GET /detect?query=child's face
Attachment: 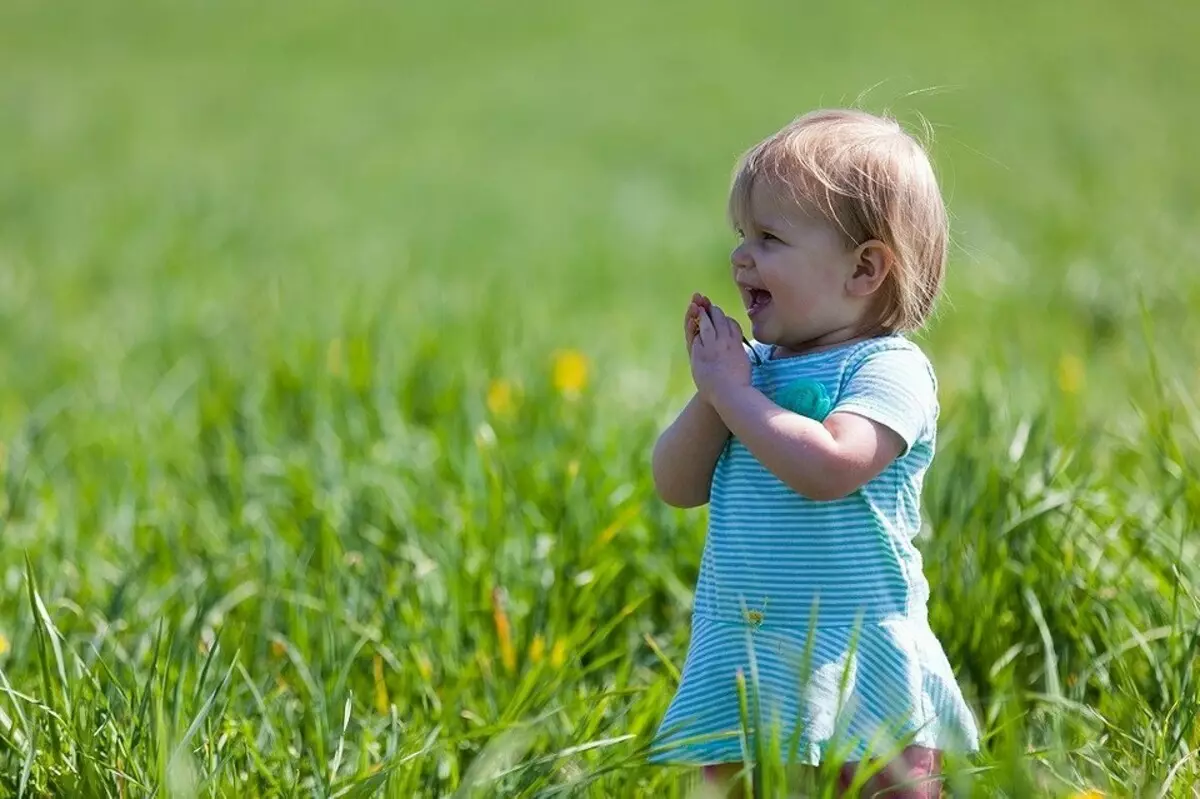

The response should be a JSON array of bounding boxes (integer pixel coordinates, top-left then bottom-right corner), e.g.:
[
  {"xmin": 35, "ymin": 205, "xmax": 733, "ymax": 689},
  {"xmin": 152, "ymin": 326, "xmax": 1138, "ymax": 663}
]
[{"xmin": 730, "ymin": 179, "xmax": 868, "ymax": 353}]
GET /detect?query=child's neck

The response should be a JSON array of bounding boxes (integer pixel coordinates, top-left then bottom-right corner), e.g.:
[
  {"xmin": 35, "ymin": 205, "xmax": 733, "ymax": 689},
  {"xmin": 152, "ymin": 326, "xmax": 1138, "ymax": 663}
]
[{"xmin": 771, "ymin": 320, "xmax": 888, "ymax": 359}]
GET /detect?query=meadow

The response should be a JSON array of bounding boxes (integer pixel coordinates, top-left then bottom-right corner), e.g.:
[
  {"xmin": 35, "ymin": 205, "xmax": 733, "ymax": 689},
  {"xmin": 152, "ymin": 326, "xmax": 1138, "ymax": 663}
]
[{"xmin": 1, "ymin": 0, "xmax": 1199, "ymax": 796}]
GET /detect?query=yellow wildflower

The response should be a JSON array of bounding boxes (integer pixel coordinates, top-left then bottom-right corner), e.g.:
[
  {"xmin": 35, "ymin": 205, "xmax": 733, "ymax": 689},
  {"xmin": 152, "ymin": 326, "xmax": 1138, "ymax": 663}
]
[
  {"xmin": 1057, "ymin": 353, "xmax": 1084, "ymax": 395},
  {"xmin": 491, "ymin": 588, "xmax": 516, "ymax": 673},
  {"xmin": 0, "ymin": 631, "xmax": 9, "ymax": 656},
  {"xmin": 552, "ymin": 349, "xmax": 589, "ymax": 397},
  {"xmin": 270, "ymin": 640, "xmax": 287, "ymax": 658},
  {"xmin": 486, "ymin": 379, "xmax": 517, "ymax": 417},
  {"xmin": 550, "ymin": 639, "xmax": 567, "ymax": 669},
  {"xmin": 529, "ymin": 635, "xmax": 546, "ymax": 665},
  {"xmin": 1068, "ymin": 791, "xmax": 1104, "ymax": 799}
]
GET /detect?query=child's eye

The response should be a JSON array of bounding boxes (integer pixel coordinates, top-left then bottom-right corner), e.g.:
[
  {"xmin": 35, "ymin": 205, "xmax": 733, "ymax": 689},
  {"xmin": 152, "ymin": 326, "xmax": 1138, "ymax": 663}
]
[{"xmin": 761, "ymin": 231, "xmax": 779, "ymax": 242}]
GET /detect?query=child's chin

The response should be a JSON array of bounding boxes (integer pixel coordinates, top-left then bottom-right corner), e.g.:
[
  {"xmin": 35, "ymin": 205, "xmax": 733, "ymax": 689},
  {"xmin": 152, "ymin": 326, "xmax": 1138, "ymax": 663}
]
[{"xmin": 750, "ymin": 322, "xmax": 775, "ymax": 343}]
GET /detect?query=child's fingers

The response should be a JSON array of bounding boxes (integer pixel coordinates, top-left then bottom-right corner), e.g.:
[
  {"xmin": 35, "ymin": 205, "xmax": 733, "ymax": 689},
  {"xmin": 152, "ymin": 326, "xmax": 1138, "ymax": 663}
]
[
  {"xmin": 685, "ymin": 302, "xmax": 701, "ymax": 350},
  {"xmin": 686, "ymin": 294, "xmax": 715, "ymax": 351},
  {"xmin": 708, "ymin": 304, "xmax": 729, "ymax": 339},
  {"xmin": 694, "ymin": 305, "xmax": 716, "ymax": 346}
]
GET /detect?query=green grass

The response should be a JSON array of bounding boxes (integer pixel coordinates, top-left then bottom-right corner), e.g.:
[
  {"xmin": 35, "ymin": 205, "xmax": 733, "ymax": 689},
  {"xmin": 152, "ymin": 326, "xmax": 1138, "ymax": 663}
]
[{"xmin": 2, "ymin": 0, "xmax": 1199, "ymax": 796}]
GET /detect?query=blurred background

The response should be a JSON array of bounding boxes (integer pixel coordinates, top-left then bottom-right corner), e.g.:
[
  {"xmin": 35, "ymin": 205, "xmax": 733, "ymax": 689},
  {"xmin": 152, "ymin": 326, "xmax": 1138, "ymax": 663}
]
[
  {"xmin": 2, "ymin": 0, "xmax": 1198, "ymax": 796},
  {"xmin": 4, "ymin": 0, "xmax": 1198, "ymax": 409}
]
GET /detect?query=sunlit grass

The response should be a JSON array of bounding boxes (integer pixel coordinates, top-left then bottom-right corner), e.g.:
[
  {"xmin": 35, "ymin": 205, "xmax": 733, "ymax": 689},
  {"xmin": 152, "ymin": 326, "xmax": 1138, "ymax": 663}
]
[{"xmin": 2, "ymin": 0, "xmax": 1199, "ymax": 796}]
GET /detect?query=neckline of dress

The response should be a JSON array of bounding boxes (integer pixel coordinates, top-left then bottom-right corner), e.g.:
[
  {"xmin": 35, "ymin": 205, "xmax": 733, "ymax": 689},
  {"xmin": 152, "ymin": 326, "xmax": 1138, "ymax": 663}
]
[{"xmin": 758, "ymin": 334, "xmax": 896, "ymax": 365}]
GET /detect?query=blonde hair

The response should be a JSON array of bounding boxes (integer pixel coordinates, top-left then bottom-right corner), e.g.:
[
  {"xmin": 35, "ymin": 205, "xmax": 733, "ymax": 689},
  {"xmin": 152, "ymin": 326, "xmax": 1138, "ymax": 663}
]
[{"xmin": 729, "ymin": 109, "xmax": 948, "ymax": 332}]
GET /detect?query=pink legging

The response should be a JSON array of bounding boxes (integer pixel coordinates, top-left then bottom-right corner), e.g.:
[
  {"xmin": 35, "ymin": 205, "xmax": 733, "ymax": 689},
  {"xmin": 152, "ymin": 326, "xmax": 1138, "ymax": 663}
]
[{"xmin": 702, "ymin": 746, "xmax": 943, "ymax": 798}]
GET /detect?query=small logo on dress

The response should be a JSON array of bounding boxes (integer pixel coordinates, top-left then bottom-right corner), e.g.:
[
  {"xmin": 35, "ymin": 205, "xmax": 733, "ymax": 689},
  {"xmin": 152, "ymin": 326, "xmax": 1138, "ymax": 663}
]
[
  {"xmin": 743, "ymin": 609, "xmax": 765, "ymax": 628},
  {"xmin": 774, "ymin": 379, "xmax": 833, "ymax": 421}
]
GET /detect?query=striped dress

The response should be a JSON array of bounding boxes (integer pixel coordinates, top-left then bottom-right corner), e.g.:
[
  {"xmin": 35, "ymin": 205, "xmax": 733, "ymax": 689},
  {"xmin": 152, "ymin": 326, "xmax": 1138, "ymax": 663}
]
[{"xmin": 651, "ymin": 334, "xmax": 980, "ymax": 767}]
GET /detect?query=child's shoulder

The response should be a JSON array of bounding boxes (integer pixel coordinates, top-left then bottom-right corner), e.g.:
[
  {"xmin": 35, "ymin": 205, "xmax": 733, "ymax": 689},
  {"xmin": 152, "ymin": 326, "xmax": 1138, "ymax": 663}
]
[
  {"xmin": 834, "ymin": 335, "xmax": 940, "ymax": 452},
  {"xmin": 842, "ymin": 334, "xmax": 936, "ymax": 379}
]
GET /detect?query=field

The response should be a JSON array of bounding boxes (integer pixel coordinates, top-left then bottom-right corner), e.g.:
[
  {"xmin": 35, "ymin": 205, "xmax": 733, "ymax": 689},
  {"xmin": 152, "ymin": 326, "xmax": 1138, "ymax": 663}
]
[{"xmin": 2, "ymin": 0, "xmax": 1199, "ymax": 796}]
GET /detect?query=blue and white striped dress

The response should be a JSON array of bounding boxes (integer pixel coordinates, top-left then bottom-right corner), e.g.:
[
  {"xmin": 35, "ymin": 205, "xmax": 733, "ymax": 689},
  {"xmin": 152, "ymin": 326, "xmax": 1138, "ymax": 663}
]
[{"xmin": 652, "ymin": 335, "xmax": 980, "ymax": 766}]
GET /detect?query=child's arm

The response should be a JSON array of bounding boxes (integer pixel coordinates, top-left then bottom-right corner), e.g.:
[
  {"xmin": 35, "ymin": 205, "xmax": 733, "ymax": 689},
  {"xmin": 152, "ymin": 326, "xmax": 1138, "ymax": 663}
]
[
  {"xmin": 707, "ymin": 388, "xmax": 902, "ymax": 501},
  {"xmin": 690, "ymin": 306, "xmax": 930, "ymax": 502},
  {"xmin": 651, "ymin": 293, "xmax": 732, "ymax": 508},
  {"xmin": 651, "ymin": 393, "xmax": 730, "ymax": 508}
]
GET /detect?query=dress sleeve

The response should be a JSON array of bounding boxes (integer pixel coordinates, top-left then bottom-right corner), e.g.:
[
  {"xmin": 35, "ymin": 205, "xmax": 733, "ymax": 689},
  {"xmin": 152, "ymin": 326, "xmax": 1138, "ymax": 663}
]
[{"xmin": 832, "ymin": 343, "xmax": 938, "ymax": 455}]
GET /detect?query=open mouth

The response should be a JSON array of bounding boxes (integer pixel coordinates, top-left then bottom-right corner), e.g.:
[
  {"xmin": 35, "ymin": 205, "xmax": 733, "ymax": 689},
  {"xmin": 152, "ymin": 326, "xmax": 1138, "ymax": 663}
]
[{"xmin": 745, "ymin": 287, "xmax": 772, "ymax": 317}]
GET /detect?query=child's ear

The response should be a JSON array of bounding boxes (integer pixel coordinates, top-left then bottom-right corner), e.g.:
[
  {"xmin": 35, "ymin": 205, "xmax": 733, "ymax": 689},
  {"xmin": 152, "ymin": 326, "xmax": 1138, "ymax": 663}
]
[{"xmin": 847, "ymin": 240, "xmax": 893, "ymax": 297}]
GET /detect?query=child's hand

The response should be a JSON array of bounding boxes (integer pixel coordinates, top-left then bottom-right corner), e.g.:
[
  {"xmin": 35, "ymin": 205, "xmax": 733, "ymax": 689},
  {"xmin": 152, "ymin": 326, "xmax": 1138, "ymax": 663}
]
[
  {"xmin": 690, "ymin": 303, "xmax": 751, "ymax": 403},
  {"xmin": 684, "ymin": 292, "xmax": 713, "ymax": 354}
]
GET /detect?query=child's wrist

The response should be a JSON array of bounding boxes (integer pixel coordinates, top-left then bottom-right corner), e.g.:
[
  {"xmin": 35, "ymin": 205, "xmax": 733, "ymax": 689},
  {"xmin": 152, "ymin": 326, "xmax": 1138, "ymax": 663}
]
[{"xmin": 707, "ymin": 381, "xmax": 755, "ymax": 418}]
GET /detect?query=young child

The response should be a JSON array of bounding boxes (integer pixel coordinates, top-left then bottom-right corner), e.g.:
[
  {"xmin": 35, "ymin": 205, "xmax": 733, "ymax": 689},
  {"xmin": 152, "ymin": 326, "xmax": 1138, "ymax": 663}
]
[{"xmin": 649, "ymin": 109, "xmax": 980, "ymax": 797}]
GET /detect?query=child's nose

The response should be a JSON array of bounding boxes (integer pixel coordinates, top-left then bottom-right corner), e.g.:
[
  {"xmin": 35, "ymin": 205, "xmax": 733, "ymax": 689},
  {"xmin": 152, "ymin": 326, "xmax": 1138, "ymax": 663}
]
[{"xmin": 731, "ymin": 243, "xmax": 753, "ymax": 270}]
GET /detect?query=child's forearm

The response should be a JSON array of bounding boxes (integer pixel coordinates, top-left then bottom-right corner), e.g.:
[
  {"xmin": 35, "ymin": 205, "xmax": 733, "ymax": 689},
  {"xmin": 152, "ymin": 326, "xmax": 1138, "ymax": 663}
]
[
  {"xmin": 707, "ymin": 384, "xmax": 858, "ymax": 501},
  {"xmin": 652, "ymin": 394, "xmax": 731, "ymax": 508}
]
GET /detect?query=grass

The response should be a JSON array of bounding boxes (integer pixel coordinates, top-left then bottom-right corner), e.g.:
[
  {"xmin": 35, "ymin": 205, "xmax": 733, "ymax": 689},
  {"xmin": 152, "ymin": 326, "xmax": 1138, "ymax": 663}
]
[{"xmin": 1, "ymin": 0, "xmax": 1199, "ymax": 795}]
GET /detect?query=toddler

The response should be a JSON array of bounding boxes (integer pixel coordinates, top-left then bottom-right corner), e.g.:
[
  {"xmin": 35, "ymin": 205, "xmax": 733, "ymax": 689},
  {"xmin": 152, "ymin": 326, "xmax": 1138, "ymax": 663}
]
[{"xmin": 650, "ymin": 109, "xmax": 980, "ymax": 798}]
